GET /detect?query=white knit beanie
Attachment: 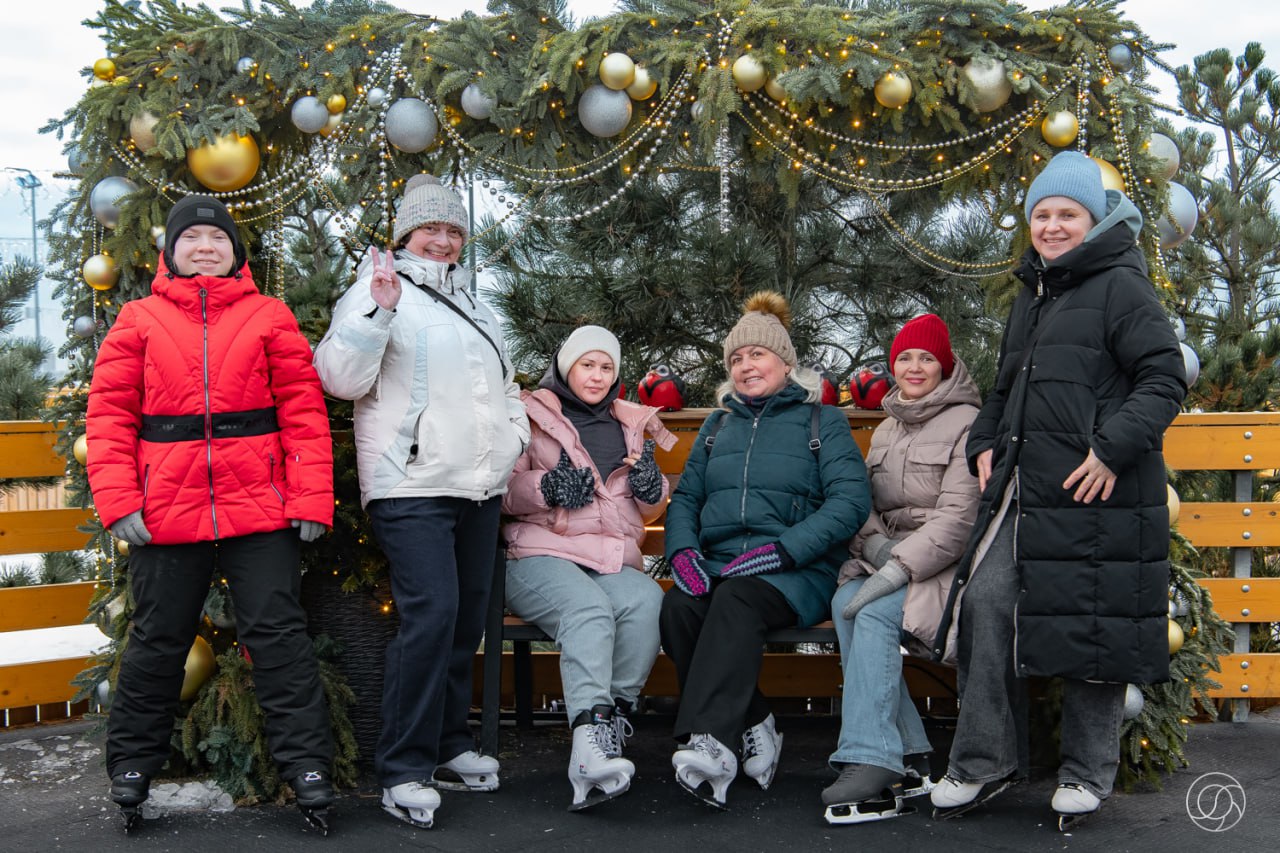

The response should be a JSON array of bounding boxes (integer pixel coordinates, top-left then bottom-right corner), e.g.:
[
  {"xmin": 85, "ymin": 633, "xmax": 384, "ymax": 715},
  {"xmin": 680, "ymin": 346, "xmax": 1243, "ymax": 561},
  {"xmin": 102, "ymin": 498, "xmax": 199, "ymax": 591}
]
[
  {"xmin": 393, "ymin": 174, "xmax": 469, "ymax": 246},
  {"xmin": 556, "ymin": 325, "xmax": 621, "ymax": 379}
]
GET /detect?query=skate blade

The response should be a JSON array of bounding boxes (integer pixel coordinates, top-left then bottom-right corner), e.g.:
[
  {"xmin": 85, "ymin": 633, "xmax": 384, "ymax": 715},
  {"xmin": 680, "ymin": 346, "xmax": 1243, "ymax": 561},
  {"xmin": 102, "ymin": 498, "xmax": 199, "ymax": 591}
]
[
  {"xmin": 567, "ymin": 779, "xmax": 631, "ymax": 812},
  {"xmin": 120, "ymin": 807, "xmax": 143, "ymax": 834},
  {"xmin": 382, "ymin": 802, "xmax": 435, "ymax": 829},
  {"xmin": 676, "ymin": 773, "xmax": 728, "ymax": 811},
  {"xmin": 901, "ymin": 776, "xmax": 937, "ymax": 799},
  {"xmin": 931, "ymin": 778, "xmax": 1017, "ymax": 821},
  {"xmin": 299, "ymin": 806, "xmax": 331, "ymax": 836},
  {"xmin": 825, "ymin": 802, "xmax": 914, "ymax": 825},
  {"xmin": 430, "ymin": 768, "xmax": 499, "ymax": 794},
  {"xmin": 1057, "ymin": 810, "xmax": 1096, "ymax": 832}
]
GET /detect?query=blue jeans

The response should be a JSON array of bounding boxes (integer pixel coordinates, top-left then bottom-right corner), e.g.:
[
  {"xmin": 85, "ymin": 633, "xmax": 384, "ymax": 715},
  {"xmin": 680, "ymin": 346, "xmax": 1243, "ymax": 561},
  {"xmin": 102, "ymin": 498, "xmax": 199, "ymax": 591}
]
[
  {"xmin": 828, "ymin": 579, "xmax": 932, "ymax": 774},
  {"xmin": 505, "ymin": 557, "xmax": 662, "ymax": 722},
  {"xmin": 367, "ymin": 496, "xmax": 500, "ymax": 787},
  {"xmin": 947, "ymin": 513, "xmax": 1126, "ymax": 799}
]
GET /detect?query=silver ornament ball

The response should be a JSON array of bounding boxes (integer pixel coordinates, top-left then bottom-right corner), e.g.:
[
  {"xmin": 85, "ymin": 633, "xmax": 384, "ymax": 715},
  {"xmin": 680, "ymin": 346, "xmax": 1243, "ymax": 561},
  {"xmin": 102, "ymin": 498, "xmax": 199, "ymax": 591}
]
[
  {"xmin": 236, "ymin": 56, "xmax": 256, "ymax": 75},
  {"xmin": 366, "ymin": 87, "xmax": 388, "ymax": 108},
  {"xmin": 1122, "ymin": 684, "xmax": 1144, "ymax": 720},
  {"xmin": 67, "ymin": 144, "xmax": 86, "ymax": 175},
  {"xmin": 89, "ymin": 176, "xmax": 139, "ymax": 229},
  {"xmin": 1181, "ymin": 342, "xmax": 1200, "ymax": 387},
  {"xmin": 1158, "ymin": 182, "xmax": 1199, "ymax": 249},
  {"xmin": 577, "ymin": 84, "xmax": 632, "ymax": 138},
  {"xmin": 691, "ymin": 100, "xmax": 706, "ymax": 122},
  {"xmin": 384, "ymin": 98, "xmax": 438, "ymax": 153},
  {"xmin": 96, "ymin": 679, "xmax": 112, "ymax": 708},
  {"xmin": 291, "ymin": 96, "xmax": 330, "ymax": 134},
  {"xmin": 1170, "ymin": 315, "xmax": 1186, "ymax": 342},
  {"xmin": 1108, "ymin": 44, "xmax": 1135, "ymax": 72},
  {"xmin": 1146, "ymin": 132, "xmax": 1181, "ymax": 182},
  {"xmin": 962, "ymin": 56, "xmax": 1013, "ymax": 113},
  {"xmin": 461, "ymin": 83, "xmax": 496, "ymax": 120},
  {"xmin": 73, "ymin": 316, "xmax": 97, "ymax": 338}
]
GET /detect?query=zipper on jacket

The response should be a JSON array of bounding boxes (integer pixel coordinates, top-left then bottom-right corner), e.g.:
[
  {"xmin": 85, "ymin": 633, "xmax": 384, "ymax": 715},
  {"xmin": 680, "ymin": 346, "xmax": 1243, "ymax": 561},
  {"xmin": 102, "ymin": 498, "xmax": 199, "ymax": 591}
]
[
  {"xmin": 1036, "ymin": 272, "xmax": 1044, "ymax": 298},
  {"xmin": 268, "ymin": 453, "xmax": 285, "ymax": 504},
  {"xmin": 200, "ymin": 289, "xmax": 219, "ymax": 539},
  {"xmin": 739, "ymin": 414, "xmax": 761, "ymax": 543},
  {"xmin": 1011, "ymin": 468, "xmax": 1022, "ymax": 669}
]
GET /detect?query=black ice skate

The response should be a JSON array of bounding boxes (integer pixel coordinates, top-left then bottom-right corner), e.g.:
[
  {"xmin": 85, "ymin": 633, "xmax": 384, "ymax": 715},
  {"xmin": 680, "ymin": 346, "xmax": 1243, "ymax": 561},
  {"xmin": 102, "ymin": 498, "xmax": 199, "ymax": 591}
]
[
  {"xmin": 929, "ymin": 771, "xmax": 1020, "ymax": 820},
  {"xmin": 290, "ymin": 769, "xmax": 335, "ymax": 835},
  {"xmin": 109, "ymin": 770, "xmax": 149, "ymax": 833},
  {"xmin": 1052, "ymin": 782, "xmax": 1101, "ymax": 831},
  {"xmin": 900, "ymin": 753, "xmax": 937, "ymax": 799},
  {"xmin": 822, "ymin": 763, "xmax": 912, "ymax": 825}
]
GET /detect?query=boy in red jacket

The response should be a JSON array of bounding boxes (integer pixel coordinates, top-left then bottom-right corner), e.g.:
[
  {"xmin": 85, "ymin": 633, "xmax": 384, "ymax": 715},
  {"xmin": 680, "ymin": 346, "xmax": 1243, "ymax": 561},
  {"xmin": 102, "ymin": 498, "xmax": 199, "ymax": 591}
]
[{"xmin": 86, "ymin": 195, "xmax": 335, "ymax": 833}]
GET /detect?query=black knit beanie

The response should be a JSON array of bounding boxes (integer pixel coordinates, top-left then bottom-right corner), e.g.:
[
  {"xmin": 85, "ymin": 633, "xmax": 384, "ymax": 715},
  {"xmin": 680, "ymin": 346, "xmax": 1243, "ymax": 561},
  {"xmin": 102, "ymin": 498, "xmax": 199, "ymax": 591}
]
[{"xmin": 163, "ymin": 195, "xmax": 247, "ymax": 275}]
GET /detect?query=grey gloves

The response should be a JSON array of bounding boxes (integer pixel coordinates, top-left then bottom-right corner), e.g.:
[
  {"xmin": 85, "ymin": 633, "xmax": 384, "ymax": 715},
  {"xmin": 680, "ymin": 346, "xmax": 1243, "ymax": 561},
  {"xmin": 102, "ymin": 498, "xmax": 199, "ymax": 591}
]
[
  {"xmin": 111, "ymin": 510, "xmax": 153, "ymax": 547},
  {"xmin": 861, "ymin": 532, "xmax": 899, "ymax": 568},
  {"xmin": 540, "ymin": 449, "xmax": 596, "ymax": 509},
  {"xmin": 291, "ymin": 519, "xmax": 327, "ymax": 542},
  {"xmin": 841, "ymin": 560, "xmax": 909, "ymax": 620},
  {"xmin": 627, "ymin": 439, "xmax": 664, "ymax": 504}
]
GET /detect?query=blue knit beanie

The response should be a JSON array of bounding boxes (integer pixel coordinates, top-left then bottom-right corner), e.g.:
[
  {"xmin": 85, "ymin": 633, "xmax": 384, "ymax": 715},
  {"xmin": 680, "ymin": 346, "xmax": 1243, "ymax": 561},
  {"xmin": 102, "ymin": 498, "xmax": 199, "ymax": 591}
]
[{"xmin": 1024, "ymin": 151, "xmax": 1107, "ymax": 224}]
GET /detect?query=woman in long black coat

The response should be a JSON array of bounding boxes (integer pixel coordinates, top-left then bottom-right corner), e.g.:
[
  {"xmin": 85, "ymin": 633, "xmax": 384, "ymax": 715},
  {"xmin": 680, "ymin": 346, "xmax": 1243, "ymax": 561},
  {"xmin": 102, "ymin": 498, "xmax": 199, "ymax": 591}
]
[{"xmin": 929, "ymin": 152, "xmax": 1187, "ymax": 828}]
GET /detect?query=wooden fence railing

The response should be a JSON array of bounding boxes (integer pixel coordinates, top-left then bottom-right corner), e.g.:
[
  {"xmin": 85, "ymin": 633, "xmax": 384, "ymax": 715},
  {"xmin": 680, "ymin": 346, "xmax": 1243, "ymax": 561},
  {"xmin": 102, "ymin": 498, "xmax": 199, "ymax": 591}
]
[{"xmin": 2, "ymin": 412, "xmax": 1279, "ymax": 726}]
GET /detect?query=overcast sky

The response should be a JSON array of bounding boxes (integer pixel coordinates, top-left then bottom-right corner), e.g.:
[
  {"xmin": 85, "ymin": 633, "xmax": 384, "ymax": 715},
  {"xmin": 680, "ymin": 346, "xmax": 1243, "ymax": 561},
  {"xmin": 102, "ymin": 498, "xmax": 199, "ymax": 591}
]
[{"xmin": 2, "ymin": 0, "xmax": 1276, "ymax": 249}]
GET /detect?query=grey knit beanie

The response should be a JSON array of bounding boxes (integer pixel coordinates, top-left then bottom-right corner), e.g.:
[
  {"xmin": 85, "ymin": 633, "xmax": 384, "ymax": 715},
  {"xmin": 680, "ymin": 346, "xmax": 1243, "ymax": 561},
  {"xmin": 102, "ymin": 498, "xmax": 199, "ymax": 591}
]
[
  {"xmin": 723, "ymin": 291, "xmax": 798, "ymax": 371},
  {"xmin": 1024, "ymin": 151, "xmax": 1107, "ymax": 224},
  {"xmin": 556, "ymin": 325, "xmax": 621, "ymax": 379},
  {"xmin": 393, "ymin": 174, "xmax": 469, "ymax": 246}
]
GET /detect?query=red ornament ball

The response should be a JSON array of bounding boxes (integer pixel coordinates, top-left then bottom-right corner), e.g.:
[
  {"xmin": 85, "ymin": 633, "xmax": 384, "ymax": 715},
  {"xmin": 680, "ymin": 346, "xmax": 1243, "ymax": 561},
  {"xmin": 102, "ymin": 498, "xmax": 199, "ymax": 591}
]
[
  {"xmin": 850, "ymin": 362, "xmax": 896, "ymax": 410},
  {"xmin": 638, "ymin": 365, "xmax": 686, "ymax": 411}
]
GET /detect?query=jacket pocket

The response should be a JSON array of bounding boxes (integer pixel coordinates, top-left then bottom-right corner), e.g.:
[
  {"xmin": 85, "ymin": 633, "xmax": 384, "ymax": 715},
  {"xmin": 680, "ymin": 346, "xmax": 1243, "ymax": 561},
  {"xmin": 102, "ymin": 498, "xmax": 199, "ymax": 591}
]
[
  {"xmin": 141, "ymin": 464, "xmax": 151, "ymax": 512},
  {"xmin": 267, "ymin": 453, "xmax": 285, "ymax": 504}
]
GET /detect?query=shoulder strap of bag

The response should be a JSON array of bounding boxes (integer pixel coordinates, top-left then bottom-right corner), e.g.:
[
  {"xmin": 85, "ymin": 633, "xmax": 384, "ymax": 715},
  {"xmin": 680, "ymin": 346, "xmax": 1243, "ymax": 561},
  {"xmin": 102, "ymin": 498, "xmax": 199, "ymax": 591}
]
[{"xmin": 703, "ymin": 405, "xmax": 822, "ymax": 459}]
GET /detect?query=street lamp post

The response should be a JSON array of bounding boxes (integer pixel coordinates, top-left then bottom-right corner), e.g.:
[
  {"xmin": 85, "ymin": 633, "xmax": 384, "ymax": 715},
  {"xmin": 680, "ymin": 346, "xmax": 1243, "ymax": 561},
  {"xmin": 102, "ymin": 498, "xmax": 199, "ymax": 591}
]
[{"xmin": 5, "ymin": 167, "xmax": 44, "ymax": 348}]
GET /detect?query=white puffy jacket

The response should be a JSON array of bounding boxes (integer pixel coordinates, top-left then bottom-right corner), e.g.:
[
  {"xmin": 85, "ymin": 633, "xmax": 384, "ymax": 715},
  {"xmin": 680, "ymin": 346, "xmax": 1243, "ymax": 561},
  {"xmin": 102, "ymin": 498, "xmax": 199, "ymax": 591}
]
[{"xmin": 314, "ymin": 251, "xmax": 529, "ymax": 507}]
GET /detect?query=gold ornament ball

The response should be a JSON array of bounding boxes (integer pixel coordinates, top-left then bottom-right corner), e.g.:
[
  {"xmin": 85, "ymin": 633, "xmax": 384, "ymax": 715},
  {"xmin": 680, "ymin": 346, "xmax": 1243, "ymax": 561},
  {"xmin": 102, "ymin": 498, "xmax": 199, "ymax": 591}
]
[
  {"xmin": 1091, "ymin": 157, "xmax": 1125, "ymax": 192},
  {"xmin": 318, "ymin": 112, "xmax": 343, "ymax": 137},
  {"xmin": 93, "ymin": 58, "xmax": 116, "ymax": 81},
  {"xmin": 129, "ymin": 111, "xmax": 160, "ymax": 153},
  {"xmin": 116, "ymin": 538, "xmax": 131, "ymax": 557},
  {"xmin": 1168, "ymin": 618, "xmax": 1185, "ymax": 655},
  {"xmin": 874, "ymin": 71, "xmax": 913, "ymax": 109},
  {"xmin": 1041, "ymin": 111, "xmax": 1079, "ymax": 148},
  {"xmin": 626, "ymin": 66, "xmax": 657, "ymax": 101},
  {"xmin": 732, "ymin": 54, "xmax": 767, "ymax": 93},
  {"xmin": 326, "ymin": 93, "xmax": 347, "ymax": 115},
  {"xmin": 82, "ymin": 254, "xmax": 120, "ymax": 291},
  {"xmin": 73, "ymin": 434, "xmax": 88, "ymax": 465},
  {"xmin": 112, "ymin": 76, "xmax": 131, "ymax": 88},
  {"xmin": 764, "ymin": 76, "xmax": 787, "ymax": 101},
  {"xmin": 1167, "ymin": 484, "xmax": 1181, "ymax": 526},
  {"xmin": 599, "ymin": 52, "xmax": 636, "ymax": 91},
  {"xmin": 187, "ymin": 133, "xmax": 260, "ymax": 193},
  {"xmin": 180, "ymin": 635, "xmax": 217, "ymax": 701}
]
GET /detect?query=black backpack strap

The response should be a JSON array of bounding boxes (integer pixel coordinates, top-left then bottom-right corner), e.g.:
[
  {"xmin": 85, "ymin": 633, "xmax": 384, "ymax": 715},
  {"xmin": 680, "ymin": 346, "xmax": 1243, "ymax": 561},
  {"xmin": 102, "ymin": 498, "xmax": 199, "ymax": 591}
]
[
  {"xmin": 809, "ymin": 404, "xmax": 822, "ymax": 457},
  {"xmin": 704, "ymin": 410, "xmax": 728, "ymax": 452}
]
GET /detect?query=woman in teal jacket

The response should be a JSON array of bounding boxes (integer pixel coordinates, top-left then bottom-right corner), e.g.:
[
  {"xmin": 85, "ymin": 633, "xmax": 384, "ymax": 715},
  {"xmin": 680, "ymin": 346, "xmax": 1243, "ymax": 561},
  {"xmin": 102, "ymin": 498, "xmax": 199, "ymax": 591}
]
[{"xmin": 661, "ymin": 292, "xmax": 871, "ymax": 809}]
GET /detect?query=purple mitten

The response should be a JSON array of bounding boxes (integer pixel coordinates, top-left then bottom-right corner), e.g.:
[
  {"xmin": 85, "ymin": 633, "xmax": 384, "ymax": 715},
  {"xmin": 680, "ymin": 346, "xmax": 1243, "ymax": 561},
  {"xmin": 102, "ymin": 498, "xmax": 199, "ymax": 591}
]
[
  {"xmin": 670, "ymin": 548, "xmax": 711, "ymax": 597},
  {"xmin": 720, "ymin": 542, "xmax": 793, "ymax": 578}
]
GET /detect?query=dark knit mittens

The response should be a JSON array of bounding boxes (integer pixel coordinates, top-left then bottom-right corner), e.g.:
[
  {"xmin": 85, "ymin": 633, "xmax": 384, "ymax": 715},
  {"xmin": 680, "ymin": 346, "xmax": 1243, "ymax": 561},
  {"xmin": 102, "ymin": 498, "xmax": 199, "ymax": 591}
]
[
  {"xmin": 627, "ymin": 439, "xmax": 664, "ymax": 504},
  {"xmin": 540, "ymin": 449, "xmax": 596, "ymax": 509},
  {"xmin": 670, "ymin": 548, "xmax": 711, "ymax": 597},
  {"xmin": 719, "ymin": 542, "xmax": 794, "ymax": 578}
]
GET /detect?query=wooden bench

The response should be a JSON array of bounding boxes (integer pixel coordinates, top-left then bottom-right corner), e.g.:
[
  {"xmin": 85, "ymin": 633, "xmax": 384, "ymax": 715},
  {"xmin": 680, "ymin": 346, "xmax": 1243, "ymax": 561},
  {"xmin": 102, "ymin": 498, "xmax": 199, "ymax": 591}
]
[{"xmin": 479, "ymin": 408, "xmax": 921, "ymax": 753}]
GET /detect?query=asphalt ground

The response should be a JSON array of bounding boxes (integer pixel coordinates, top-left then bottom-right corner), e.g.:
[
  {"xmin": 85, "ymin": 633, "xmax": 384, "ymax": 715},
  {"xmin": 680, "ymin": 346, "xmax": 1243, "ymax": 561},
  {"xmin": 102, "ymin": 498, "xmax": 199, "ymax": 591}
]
[{"xmin": 2, "ymin": 709, "xmax": 1276, "ymax": 852}]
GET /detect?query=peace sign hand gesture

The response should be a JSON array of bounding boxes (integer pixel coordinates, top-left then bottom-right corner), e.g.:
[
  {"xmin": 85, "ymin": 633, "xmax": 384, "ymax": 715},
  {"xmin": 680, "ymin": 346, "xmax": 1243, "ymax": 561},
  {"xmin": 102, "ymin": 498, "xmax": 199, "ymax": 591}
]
[{"xmin": 368, "ymin": 246, "xmax": 400, "ymax": 311}]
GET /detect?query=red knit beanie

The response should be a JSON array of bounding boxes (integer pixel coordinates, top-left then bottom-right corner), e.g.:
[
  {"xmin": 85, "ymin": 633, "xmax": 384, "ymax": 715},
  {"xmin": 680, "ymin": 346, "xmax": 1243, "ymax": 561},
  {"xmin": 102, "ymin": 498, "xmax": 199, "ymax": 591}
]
[{"xmin": 890, "ymin": 314, "xmax": 955, "ymax": 378}]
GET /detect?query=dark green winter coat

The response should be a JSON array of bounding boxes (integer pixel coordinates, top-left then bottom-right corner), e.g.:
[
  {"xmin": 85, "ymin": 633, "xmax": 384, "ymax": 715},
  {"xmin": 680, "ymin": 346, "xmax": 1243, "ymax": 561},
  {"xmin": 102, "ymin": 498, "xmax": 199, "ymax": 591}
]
[
  {"xmin": 931, "ymin": 192, "xmax": 1186, "ymax": 684},
  {"xmin": 664, "ymin": 383, "xmax": 871, "ymax": 626}
]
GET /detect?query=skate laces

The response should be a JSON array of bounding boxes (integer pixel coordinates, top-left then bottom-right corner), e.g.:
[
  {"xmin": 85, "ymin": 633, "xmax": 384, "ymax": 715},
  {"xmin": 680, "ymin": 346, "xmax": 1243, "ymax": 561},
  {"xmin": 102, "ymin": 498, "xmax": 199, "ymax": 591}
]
[
  {"xmin": 589, "ymin": 721, "xmax": 623, "ymax": 757},
  {"xmin": 742, "ymin": 722, "xmax": 771, "ymax": 761},
  {"xmin": 690, "ymin": 733, "xmax": 722, "ymax": 759},
  {"xmin": 613, "ymin": 714, "xmax": 634, "ymax": 749}
]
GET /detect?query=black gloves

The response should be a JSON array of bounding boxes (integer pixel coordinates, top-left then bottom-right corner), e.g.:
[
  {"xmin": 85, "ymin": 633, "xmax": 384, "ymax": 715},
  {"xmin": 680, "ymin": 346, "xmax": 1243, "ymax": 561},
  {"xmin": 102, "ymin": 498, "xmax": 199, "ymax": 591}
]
[
  {"xmin": 540, "ymin": 449, "xmax": 596, "ymax": 509},
  {"xmin": 627, "ymin": 439, "xmax": 664, "ymax": 504}
]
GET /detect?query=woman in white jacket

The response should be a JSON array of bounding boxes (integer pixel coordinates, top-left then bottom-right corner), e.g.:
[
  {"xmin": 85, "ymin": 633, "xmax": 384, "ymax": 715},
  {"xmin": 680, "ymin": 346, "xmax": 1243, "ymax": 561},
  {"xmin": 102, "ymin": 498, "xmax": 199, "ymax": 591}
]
[{"xmin": 313, "ymin": 174, "xmax": 529, "ymax": 830}]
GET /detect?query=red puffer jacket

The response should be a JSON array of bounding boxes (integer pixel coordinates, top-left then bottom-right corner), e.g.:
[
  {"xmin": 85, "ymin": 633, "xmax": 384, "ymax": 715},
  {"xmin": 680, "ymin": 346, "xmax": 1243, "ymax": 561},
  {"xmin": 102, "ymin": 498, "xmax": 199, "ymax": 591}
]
[{"xmin": 87, "ymin": 259, "xmax": 333, "ymax": 545}]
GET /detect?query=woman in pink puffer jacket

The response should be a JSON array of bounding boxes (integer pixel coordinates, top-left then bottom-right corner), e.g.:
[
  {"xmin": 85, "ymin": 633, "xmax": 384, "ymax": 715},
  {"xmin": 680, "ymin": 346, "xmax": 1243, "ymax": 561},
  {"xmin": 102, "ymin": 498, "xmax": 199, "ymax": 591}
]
[{"xmin": 502, "ymin": 326, "xmax": 675, "ymax": 811}]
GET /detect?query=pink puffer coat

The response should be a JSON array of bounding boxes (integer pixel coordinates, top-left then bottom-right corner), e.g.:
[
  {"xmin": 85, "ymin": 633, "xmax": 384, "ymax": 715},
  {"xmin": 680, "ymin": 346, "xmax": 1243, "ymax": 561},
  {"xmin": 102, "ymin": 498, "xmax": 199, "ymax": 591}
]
[
  {"xmin": 838, "ymin": 358, "xmax": 981, "ymax": 654},
  {"xmin": 502, "ymin": 390, "xmax": 676, "ymax": 574}
]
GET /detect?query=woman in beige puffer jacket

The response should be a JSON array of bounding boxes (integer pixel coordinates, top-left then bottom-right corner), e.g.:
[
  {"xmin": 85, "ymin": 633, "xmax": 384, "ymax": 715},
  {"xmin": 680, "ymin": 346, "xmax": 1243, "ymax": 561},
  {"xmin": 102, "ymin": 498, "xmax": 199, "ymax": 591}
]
[{"xmin": 822, "ymin": 314, "xmax": 981, "ymax": 815}]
